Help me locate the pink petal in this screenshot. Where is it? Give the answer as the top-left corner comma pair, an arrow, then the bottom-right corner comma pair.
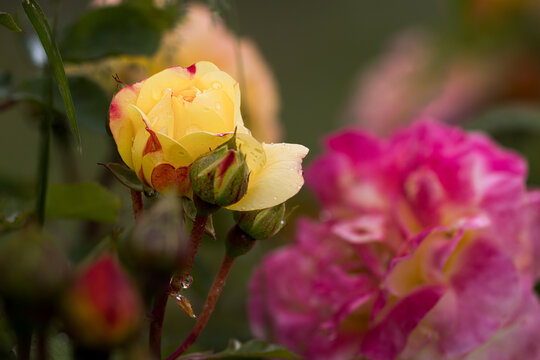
360,285 -> 444,360
434,239 -> 519,356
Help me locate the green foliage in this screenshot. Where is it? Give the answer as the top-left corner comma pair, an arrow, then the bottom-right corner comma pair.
59,3 -> 179,62
100,162 -> 148,193
16,75 -> 109,133
0,12 -> 22,32
178,339 -> 301,359
45,182 -> 121,223
22,0 -> 80,146
0,71 -> 13,99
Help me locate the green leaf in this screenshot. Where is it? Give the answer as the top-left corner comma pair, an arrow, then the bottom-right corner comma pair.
45,182 -> 121,223
177,339 -> 301,359
16,75 -> 109,133
0,12 -> 22,32
99,162 -> 157,197
59,4 -> 176,62
21,0 -> 80,146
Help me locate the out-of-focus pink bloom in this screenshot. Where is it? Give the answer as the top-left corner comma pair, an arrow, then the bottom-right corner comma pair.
249,120 -> 540,359
347,31 -> 540,135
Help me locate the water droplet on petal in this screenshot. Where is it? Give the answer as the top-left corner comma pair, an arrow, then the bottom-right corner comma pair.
215,102 -> 221,110
212,82 -> 222,89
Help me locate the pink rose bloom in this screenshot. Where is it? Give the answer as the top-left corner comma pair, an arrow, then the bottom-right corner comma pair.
249,120 -> 540,359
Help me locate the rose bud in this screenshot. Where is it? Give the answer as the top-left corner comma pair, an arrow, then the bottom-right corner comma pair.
234,203 -> 287,240
122,196 -> 188,284
225,225 -> 257,259
62,254 -> 142,350
189,140 -> 249,208
0,227 -> 69,328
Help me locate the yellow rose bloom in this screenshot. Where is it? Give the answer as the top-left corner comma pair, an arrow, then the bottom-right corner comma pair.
70,3 -> 281,143
109,61 -> 307,211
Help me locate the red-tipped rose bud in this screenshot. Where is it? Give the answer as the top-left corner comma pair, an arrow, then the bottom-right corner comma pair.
189,141 -> 249,208
233,203 -> 287,240
63,254 -> 142,350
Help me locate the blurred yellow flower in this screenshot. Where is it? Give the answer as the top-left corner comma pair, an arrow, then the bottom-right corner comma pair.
109,61 -> 307,211
70,2 -> 281,143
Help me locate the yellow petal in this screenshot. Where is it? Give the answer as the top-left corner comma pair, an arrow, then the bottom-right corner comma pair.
385,255 -> 424,296
176,132 -> 266,174
109,82 -> 143,169
131,128 -> 150,181
196,69 -> 243,127
191,89 -> 235,128
177,131 -> 231,160
147,88 -> 174,137
190,61 -> 221,77
226,143 -> 309,211
136,67 -> 193,113
128,105 -> 191,184
141,132 -> 192,185
171,97 -> 233,137
196,70 -> 237,104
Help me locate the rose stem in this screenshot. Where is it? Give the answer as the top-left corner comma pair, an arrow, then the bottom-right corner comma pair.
130,190 -> 143,223
149,290 -> 169,359
186,214 -> 209,274
16,331 -> 31,360
36,327 -> 48,360
129,189 -> 169,359
130,190 -> 166,358
165,254 -> 236,360
148,212 -> 207,358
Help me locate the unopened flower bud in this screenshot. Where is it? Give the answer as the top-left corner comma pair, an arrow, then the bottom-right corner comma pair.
226,225 -> 256,258
189,142 -> 249,207
234,203 -> 287,240
63,254 -> 142,350
123,196 -> 188,279
0,228 -> 69,323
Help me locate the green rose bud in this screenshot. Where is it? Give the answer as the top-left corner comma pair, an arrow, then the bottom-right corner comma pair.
189,140 -> 249,208
123,196 -> 188,280
0,227 -> 69,337
225,225 -> 256,258
233,203 -> 287,240
0,227 -> 69,310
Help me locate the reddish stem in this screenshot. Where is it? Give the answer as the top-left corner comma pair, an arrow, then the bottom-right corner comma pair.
165,255 -> 236,360
130,190 -> 143,223
149,291 -> 169,359
186,214 -> 208,274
